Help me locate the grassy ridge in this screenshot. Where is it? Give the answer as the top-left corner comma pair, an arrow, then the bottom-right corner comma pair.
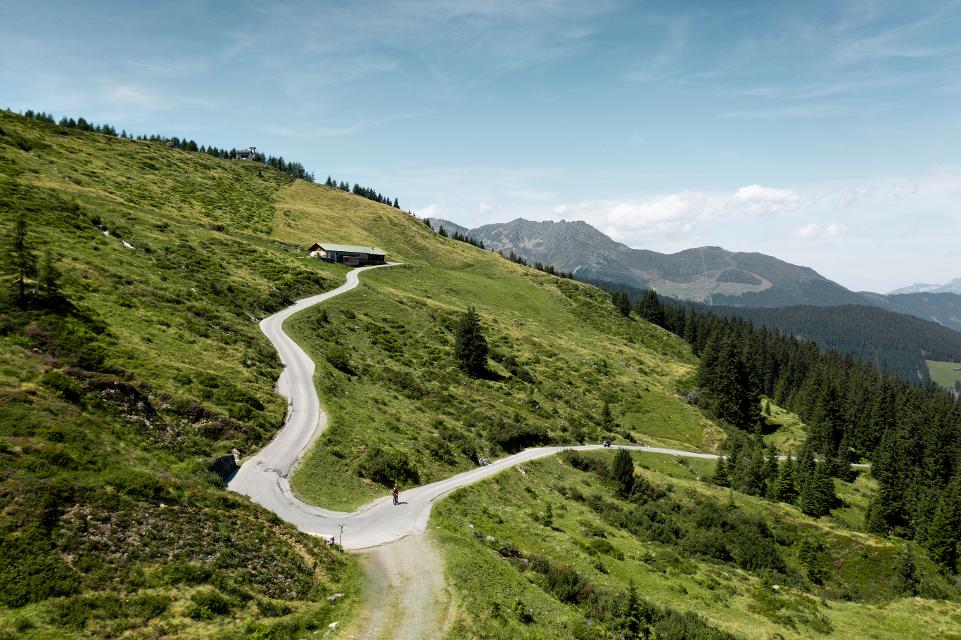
0,110 -> 363,637
432,452 -> 961,639
282,249 -> 716,509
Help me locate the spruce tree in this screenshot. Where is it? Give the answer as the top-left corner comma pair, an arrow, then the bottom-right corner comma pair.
761,443 -> 779,493
612,291 -> 630,317
609,448 -> 635,496
37,250 -> 63,306
600,400 -> 615,432
634,289 -> 663,325
622,581 -> 642,640
799,462 -> 837,518
892,545 -> 919,595
712,455 -> 730,487
454,307 -> 488,376
772,455 -> 798,503
5,212 -> 37,305
925,475 -> 961,573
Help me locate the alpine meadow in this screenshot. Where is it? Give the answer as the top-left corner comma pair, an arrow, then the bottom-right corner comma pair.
4,2 -> 961,639
3,107 -> 961,639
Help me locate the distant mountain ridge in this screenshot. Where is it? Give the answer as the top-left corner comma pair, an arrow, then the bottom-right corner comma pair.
431,217 -> 864,306
426,216 -> 961,332
889,278 -> 961,295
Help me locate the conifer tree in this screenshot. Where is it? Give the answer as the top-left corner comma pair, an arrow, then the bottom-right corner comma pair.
892,545 -> 919,595
454,306 -> 488,376
772,455 -> 798,503
762,443 -> 779,491
634,289 -> 663,324
799,462 -> 837,517
925,475 -> 961,573
609,448 -> 635,496
600,400 -> 615,431
38,250 -> 63,305
712,455 -> 730,487
622,581 -> 642,640
5,212 -> 37,304
612,291 -> 630,317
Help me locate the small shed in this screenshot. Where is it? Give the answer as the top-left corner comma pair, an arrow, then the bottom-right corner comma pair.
308,243 -> 386,266
234,146 -> 257,160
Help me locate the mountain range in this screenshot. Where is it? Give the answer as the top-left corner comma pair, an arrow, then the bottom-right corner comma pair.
427,217 -> 961,332
889,279 -> 961,295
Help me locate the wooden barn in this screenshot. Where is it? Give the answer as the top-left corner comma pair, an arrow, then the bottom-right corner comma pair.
308,243 -> 386,266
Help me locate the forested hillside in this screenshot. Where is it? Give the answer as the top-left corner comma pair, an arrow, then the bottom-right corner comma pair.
633,289 -> 961,571
588,279 -> 961,384
699,304 -> 961,383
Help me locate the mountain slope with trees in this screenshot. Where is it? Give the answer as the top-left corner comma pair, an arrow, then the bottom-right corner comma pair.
586,279 -> 961,384
429,217 -> 961,331
0,109 -> 370,637
699,303 -> 961,383
5,109 -> 961,638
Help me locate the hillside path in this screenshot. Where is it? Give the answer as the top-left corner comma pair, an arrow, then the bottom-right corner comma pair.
227,263 -> 726,550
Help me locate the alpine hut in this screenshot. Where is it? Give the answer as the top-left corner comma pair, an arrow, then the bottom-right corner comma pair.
308,243 -> 386,266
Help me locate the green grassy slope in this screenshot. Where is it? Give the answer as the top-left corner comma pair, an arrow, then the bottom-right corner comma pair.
432,452 -> 961,640
271,181 -> 720,509
0,111 -> 361,637
5,109 -> 959,639
927,359 -> 961,389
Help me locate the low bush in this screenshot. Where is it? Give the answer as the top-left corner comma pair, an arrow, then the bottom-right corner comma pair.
487,419 -> 548,453
325,345 -> 353,375
185,588 -> 235,619
357,446 -> 419,486
0,532 -> 81,607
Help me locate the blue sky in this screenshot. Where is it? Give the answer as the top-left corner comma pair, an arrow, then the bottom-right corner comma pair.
2,0 -> 960,291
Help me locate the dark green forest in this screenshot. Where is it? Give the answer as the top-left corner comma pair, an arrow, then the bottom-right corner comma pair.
701,303 -> 961,383
586,278 -> 961,384
624,286 -> 961,573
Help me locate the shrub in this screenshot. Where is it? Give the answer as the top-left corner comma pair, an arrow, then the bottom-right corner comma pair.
357,446 -> 419,486
325,345 -> 353,375
487,419 -> 548,453
562,450 -> 607,475
185,589 -> 235,619
256,598 -> 293,617
541,563 -> 593,604
589,537 -> 625,560
40,369 -> 84,403
0,533 -> 81,607
102,468 -> 168,501
49,593 -> 123,629
157,562 -> 212,586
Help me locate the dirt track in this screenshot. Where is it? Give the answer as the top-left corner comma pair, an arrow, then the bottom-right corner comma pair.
341,535 -> 454,640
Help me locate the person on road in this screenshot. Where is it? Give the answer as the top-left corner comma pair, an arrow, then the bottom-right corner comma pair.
392,483 -> 400,506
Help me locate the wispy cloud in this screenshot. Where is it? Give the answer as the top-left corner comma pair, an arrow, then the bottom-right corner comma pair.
259,110 -> 435,138
794,222 -> 848,240
550,183 -> 799,244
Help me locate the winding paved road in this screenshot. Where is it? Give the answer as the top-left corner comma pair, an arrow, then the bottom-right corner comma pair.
228,265 -> 856,551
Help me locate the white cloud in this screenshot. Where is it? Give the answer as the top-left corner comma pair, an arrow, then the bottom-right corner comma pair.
795,223 -> 821,239
551,183 -> 797,244
413,204 -> 446,219
733,184 -> 800,216
794,222 -> 848,240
